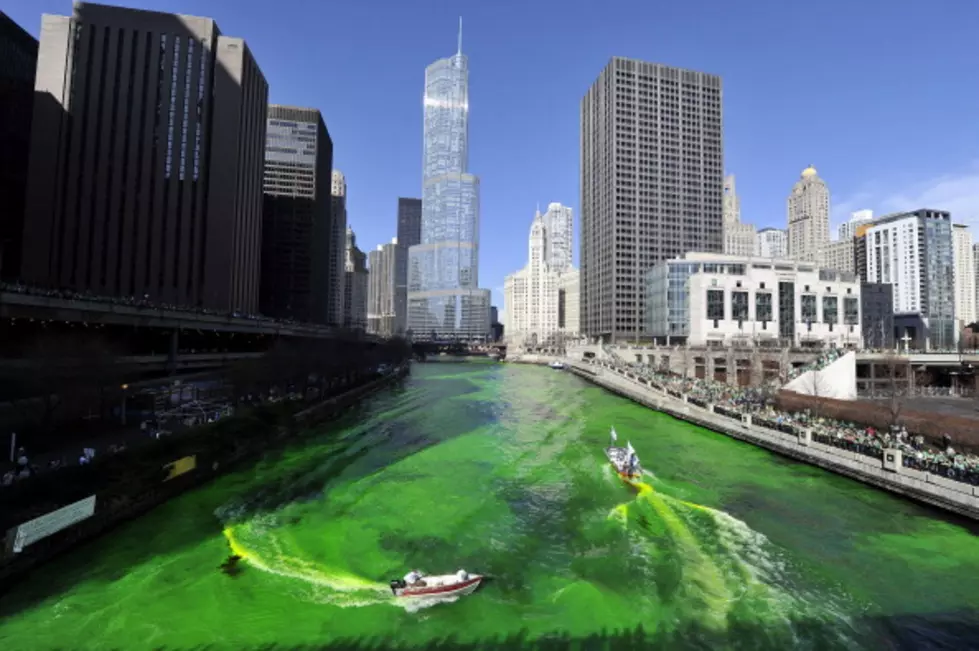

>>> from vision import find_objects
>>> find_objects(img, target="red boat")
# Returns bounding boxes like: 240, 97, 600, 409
389, 570, 483, 599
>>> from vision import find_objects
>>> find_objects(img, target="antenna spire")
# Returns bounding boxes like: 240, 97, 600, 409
457, 16, 462, 55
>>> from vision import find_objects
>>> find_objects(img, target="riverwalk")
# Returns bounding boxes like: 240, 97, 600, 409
566, 359, 979, 522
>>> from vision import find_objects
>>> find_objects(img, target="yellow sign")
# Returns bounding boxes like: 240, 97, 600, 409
163, 455, 197, 481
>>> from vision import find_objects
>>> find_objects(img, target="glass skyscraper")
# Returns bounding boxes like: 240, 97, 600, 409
406, 24, 490, 341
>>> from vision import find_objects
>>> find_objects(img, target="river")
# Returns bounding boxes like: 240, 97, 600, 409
1, 362, 978, 650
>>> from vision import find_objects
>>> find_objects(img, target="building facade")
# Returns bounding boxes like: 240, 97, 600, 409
787, 166, 830, 262
756, 228, 787, 258
580, 57, 723, 342
406, 31, 490, 341
22, 4, 268, 313
329, 171, 349, 326
343, 226, 368, 331
722, 175, 755, 257
0, 11, 37, 282
952, 224, 975, 328
260, 105, 334, 323
839, 209, 873, 241
818, 238, 855, 274
861, 282, 894, 349
864, 209, 955, 350
395, 197, 422, 334
644, 252, 862, 348
367, 238, 400, 336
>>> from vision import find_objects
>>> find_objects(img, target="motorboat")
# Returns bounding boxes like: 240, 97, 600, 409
549, 360, 566, 370
605, 427, 642, 480
390, 569, 483, 599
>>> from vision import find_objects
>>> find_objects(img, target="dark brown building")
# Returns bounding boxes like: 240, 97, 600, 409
21, 3, 268, 313
0, 11, 38, 282
260, 105, 334, 324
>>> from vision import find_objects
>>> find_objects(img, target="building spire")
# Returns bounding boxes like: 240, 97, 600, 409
457, 16, 462, 55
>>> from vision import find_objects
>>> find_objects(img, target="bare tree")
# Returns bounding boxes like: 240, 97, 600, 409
880, 351, 910, 429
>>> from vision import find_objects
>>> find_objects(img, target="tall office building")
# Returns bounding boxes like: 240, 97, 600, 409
952, 224, 975, 327
839, 209, 873, 241
503, 205, 580, 346
260, 105, 334, 323
23, 3, 268, 313
864, 209, 955, 349
787, 166, 830, 262
367, 238, 400, 336
0, 12, 38, 282
22, 3, 268, 313
974, 242, 979, 326
343, 226, 368, 331
395, 197, 421, 334
407, 24, 491, 341
580, 57, 723, 341
721, 174, 756, 257
755, 228, 788, 258
329, 171, 349, 326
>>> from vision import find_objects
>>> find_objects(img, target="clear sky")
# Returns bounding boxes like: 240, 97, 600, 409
7, 0, 979, 309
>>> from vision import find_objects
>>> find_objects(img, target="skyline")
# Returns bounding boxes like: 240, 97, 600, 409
4, 0, 979, 310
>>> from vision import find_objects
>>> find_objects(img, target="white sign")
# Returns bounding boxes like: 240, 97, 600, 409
12, 495, 97, 553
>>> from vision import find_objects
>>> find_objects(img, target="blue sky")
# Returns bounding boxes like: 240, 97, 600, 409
7, 0, 979, 310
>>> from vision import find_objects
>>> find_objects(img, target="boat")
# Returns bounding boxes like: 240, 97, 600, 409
549, 360, 566, 370
389, 570, 483, 599
605, 427, 642, 480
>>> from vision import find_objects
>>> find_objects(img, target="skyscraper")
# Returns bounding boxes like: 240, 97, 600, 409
787, 166, 830, 262
329, 171, 349, 326
260, 105, 334, 324
756, 228, 788, 258
22, 3, 268, 313
0, 11, 37, 282
722, 174, 756, 257
952, 224, 975, 327
395, 197, 421, 334
367, 238, 400, 336
580, 57, 723, 342
407, 21, 491, 341
343, 226, 368, 331
839, 209, 873, 241
539, 202, 573, 271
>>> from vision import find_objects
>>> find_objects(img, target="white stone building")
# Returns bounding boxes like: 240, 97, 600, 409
787, 166, 830, 262
367, 238, 401, 336
819, 238, 855, 274
838, 209, 873, 241
644, 252, 862, 348
952, 224, 976, 327
722, 175, 756, 257
755, 228, 787, 258
503, 204, 579, 346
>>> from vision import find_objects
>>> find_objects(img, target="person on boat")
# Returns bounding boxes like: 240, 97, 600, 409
404, 569, 425, 586
456, 569, 469, 582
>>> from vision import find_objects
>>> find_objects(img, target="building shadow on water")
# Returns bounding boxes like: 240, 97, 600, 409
160, 611, 979, 651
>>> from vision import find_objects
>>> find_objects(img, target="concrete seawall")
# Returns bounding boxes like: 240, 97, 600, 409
567, 360, 979, 522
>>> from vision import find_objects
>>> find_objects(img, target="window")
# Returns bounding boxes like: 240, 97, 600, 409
755, 292, 772, 321
706, 289, 724, 320
844, 297, 859, 325
801, 294, 817, 322
822, 296, 838, 324
732, 291, 749, 320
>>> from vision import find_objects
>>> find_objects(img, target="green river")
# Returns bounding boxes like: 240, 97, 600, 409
1, 362, 978, 650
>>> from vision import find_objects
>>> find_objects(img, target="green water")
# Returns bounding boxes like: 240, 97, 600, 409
1, 363, 978, 650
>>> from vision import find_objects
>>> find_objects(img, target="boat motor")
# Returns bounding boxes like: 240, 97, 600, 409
390, 579, 406, 595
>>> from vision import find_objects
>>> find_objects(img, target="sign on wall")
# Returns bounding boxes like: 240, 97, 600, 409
11, 495, 97, 553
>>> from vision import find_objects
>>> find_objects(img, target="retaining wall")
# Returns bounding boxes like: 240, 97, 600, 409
568, 361, 979, 522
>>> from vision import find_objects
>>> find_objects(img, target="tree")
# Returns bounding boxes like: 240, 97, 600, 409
880, 352, 910, 429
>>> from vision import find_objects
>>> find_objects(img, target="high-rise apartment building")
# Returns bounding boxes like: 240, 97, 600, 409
580, 57, 723, 342
952, 224, 975, 327
864, 209, 955, 350
839, 209, 873, 241
343, 226, 368, 331
407, 26, 491, 341
503, 205, 580, 346
755, 228, 787, 258
395, 197, 421, 334
329, 170, 349, 326
22, 3, 268, 313
974, 243, 979, 325
787, 166, 830, 263
260, 105, 334, 323
722, 175, 755, 257
367, 238, 400, 336
0, 12, 37, 282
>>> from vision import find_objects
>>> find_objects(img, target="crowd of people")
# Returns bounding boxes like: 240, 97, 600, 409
599, 346, 979, 487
